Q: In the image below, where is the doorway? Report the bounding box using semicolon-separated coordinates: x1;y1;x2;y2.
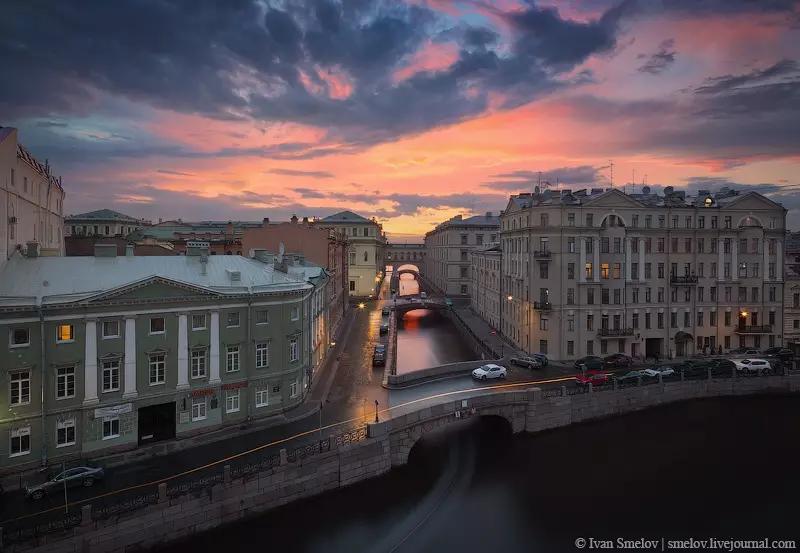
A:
138;402;176;445
645;338;663;360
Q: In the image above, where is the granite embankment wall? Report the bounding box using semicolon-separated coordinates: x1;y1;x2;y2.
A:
7;374;800;553
385;357;512;388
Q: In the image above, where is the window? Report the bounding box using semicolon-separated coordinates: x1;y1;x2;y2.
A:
567;213;575;226
289;338;298;362
349;251;356;265
149;354;166;385
769;311;776;325
349;281;356;292
9;328;29;348
291;307;299;321
256;343;269;368
10;427;31;457
150;317;165;334
191;314;206;330
227;312;240;327
56;324;74;343
102;417;120;440
192;397;207;421
586;341;594;355
671;238;678;253
540;213;549;227
10;371;30;406
191;350;207;378
539;265;548;279
476;234;484;245
567;263;575;279
585;214;593;227
587;288;595;305
101;359;120;392
631;215;639;228
671;312;678;328
567;341;575;355
56;366;75;399
697;312;704;326
461;235;468;245
586;313;594;331
101;320;119;339
226;390;240;413
613;264;621;280
601;237;609;253
601;264;610;279
226;346;240;372
540;317;548;331
567;314;575;331
710;311;717;326
460;284;468;295
568;237;575;253
56;419;76;448
632;313;639;329
290;379;299;398
724;216;732;229
567;288;575;305
256;388;269;408
364;251;368;262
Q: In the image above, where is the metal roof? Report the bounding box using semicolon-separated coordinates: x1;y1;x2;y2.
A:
320;210;372;223
65;209;149;223
0;253;311;306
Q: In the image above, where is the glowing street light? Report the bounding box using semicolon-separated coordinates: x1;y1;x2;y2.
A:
358;303;366;309
507;295;513;301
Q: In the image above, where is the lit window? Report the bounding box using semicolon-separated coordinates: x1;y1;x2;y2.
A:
56;324;74;343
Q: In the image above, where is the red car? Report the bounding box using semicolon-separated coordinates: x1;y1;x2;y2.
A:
575;371;608;386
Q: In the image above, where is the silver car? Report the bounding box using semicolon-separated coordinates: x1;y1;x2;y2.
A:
25;466;105;499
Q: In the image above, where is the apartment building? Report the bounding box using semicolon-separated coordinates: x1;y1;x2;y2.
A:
424;213;500;297
385;243;426;266
0;242;317;472
1;127;65;268
470;242;502;330
64;209;151;238
783;233;800;355
241;215;348;338
499;186;786;361
318;211;385;298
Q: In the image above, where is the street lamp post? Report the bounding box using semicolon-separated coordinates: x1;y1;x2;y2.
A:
374;400;379;423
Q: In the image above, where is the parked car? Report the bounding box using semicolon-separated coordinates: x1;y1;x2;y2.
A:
25;466;105;500
575;371;608;386
530;353;549;367
763;347;794;363
379;323;389;335
472;364;507;380
733;358;772;376
381;306;390;315
510;356;542;369
444;297;453;307
643;365;677;378
613;370;645;383
372;344;387;366
603;353;633;369
574;356;604;371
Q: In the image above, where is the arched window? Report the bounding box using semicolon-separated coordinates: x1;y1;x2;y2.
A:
236;251;242;255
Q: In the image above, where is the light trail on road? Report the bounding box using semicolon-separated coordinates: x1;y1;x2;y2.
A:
0;373;579;525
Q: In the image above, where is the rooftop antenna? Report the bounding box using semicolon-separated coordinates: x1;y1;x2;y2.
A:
609;160;614;189
538;171;542;191
632;169;636;195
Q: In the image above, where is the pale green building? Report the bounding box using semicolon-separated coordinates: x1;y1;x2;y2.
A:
0;241;325;473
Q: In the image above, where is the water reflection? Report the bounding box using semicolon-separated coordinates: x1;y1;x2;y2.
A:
398;273;419;296
396;308;474;375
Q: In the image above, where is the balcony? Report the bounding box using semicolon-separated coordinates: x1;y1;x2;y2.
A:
734;325;773;334
533;250;551;261
533;301;551;311
597;327;635;337
670;275;699;285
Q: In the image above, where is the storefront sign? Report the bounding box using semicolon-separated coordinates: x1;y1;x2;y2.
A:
179;412;190;424
189;388;216;397
94;403;132;419
221;381;248;391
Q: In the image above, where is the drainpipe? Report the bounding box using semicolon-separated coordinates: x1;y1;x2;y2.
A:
38;302;47;469
246;288;252;419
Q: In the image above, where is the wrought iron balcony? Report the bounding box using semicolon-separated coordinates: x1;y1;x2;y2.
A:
533;250;551;261
670;275;699;285
734;325;773;334
533;301;551;311
597;327;635;337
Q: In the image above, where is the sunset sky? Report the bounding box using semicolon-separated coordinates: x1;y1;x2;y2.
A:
2;0;799;241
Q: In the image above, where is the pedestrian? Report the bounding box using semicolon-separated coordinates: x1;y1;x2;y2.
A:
654;351;660;364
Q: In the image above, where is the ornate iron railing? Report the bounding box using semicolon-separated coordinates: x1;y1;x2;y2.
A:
533;301;551;311
541;388;564;398
93;491;159;521
334;426;368;447
230;453;282;478
734;325;773;334
670;275;699;284
1;514;82;546
597;327;635;337
166;472;225;497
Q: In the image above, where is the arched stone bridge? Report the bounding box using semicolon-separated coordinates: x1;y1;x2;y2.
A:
392;298;448;316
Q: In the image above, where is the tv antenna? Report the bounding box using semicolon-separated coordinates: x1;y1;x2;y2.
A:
609;160;614;189
632;169;636;194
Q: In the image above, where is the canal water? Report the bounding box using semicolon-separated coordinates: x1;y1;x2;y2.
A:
154;394;800;553
395;274;473;375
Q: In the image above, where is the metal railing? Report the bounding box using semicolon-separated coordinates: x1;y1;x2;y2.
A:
533;301;551;311
670;275;699;284
734;325;773;334
596;327;634;337
533;250;551;260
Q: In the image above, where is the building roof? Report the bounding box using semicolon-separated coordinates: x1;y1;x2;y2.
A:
786;232;800;254
1;126;64;192
426;213;500;236
65;209;149;223
320;210;372;223
0;252;311;307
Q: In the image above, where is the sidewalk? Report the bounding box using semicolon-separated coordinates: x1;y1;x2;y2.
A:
452;306;524;360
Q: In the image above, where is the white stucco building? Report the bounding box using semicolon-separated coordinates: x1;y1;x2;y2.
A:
0;127;65;268
319;211;386;297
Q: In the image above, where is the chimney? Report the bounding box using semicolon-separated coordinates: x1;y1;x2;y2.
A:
302;216;309;226
263;217;270;227
250;248;275;263
485;212;492;219
94;244;118;258
291;214;298;225
26;241;40;258
186;241;211;256
125;244;135;257
226;221;233;234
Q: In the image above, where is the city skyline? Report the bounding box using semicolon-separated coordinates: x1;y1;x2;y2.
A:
2;0;799;241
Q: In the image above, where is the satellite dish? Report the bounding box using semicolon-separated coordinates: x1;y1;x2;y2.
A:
277;242;285;263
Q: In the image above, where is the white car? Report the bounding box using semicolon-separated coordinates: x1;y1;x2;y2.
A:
643;365;676;378
733;358;772;376
472;364;507;380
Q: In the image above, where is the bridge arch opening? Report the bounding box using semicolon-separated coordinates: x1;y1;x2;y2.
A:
404;414;513;467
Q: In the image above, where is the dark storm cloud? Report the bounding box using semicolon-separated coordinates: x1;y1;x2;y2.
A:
294;188;328;198
694;59;800;94
657;0;799;15
637;38;676;75
157;169;195;177
268;169;335;179
484;166;607;191
0;0;630;144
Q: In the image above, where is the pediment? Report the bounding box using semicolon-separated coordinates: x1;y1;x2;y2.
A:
85;276;221;304
724;192;785;213
583;189;643;208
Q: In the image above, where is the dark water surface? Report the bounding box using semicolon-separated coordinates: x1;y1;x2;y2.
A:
155;395;800;553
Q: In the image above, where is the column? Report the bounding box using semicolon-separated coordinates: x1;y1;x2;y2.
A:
638;238;645;283
777;240;783;281
177;313;189;390
579;236;586;283
593;237;600;282
625;238;632;282
209;310;221;384
763;238;769;281
83;319;99;405
732;238;739;279
717;238;724;282
122;316;138;398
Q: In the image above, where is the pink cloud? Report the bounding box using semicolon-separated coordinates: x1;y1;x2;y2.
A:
393;41;460;83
